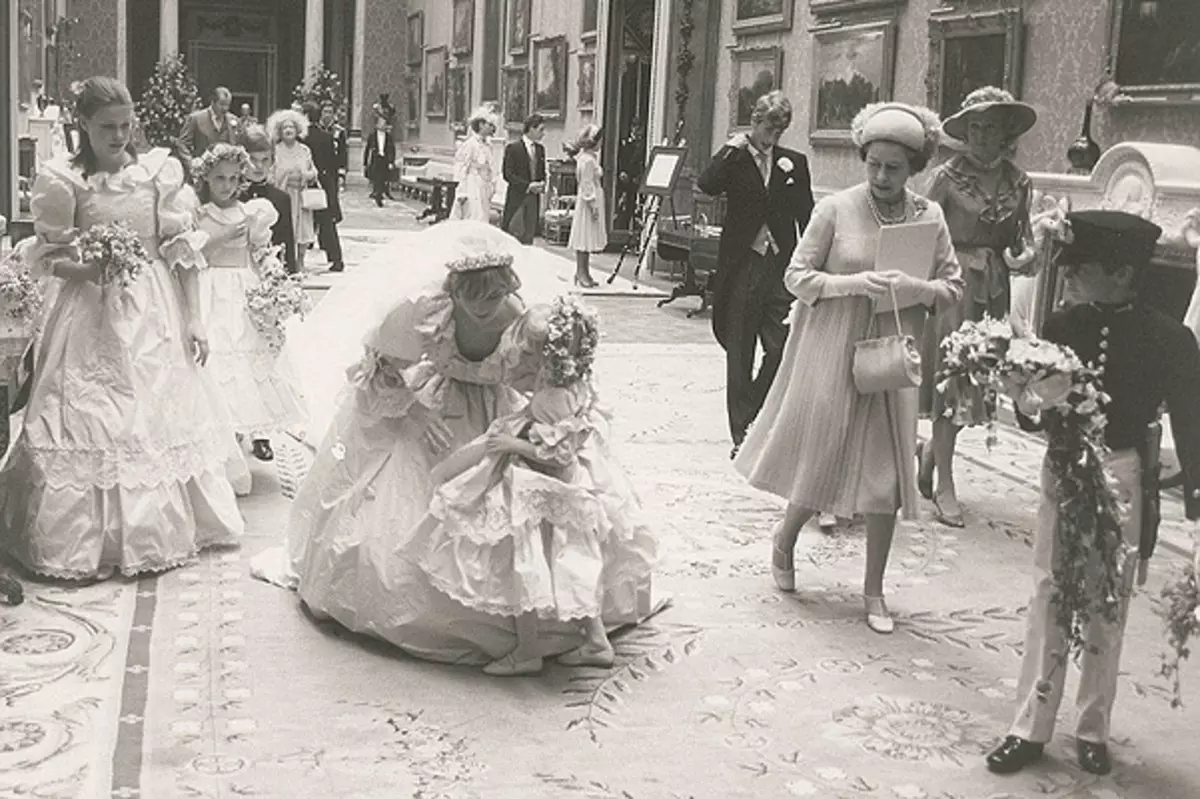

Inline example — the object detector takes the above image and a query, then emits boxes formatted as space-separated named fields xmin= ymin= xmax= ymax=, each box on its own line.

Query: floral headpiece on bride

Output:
xmin=445 ymin=251 xmax=515 ymax=272
xmin=190 ymin=143 xmax=252 ymax=191
xmin=543 ymin=294 xmax=600 ymax=387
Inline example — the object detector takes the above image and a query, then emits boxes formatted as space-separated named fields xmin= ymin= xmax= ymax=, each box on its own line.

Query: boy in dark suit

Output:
xmin=502 ymin=114 xmax=547 ymax=244
xmin=697 ymin=91 xmax=815 ymax=455
xmin=237 ymin=124 xmax=297 ymax=273
xmin=364 ymin=115 xmax=396 ymax=207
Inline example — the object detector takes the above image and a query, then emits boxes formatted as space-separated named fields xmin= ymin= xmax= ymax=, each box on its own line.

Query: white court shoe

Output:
xmin=864 ymin=595 xmax=894 ymax=634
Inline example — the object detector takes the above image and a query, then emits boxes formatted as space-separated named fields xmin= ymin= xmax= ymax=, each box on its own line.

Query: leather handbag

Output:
xmin=301 ymin=184 xmax=328 ymax=211
xmin=852 ymin=285 xmax=922 ymax=394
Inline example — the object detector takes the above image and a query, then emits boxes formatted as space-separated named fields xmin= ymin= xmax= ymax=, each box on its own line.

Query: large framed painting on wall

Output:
xmin=405 ymin=74 xmax=421 ymax=132
xmin=1108 ymin=0 xmax=1200 ymax=105
xmin=502 ymin=66 xmax=529 ymax=129
xmin=733 ymin=0 xmax=795 ymax=36
xmin=730 ymin=47 xmax=784 ymax=130
xmin=532 ymin=37 xmax=568 ymax=118
xmin=452 ymin=0 xmax=474 ymax=56
xmin=508 ymin=0 xmax=531 ymax=56
xmin=926 ymin=8 xmax=1024 ymax=119
xmin=406 ymin=12 xmax=424 ymax=66
xmin=425 ymin=47 xmax=448 ymax=119
xmin=809 ymin=20 xmax=897 ymax=144
xmin=577 ymin=53 xmax=597 ymax=112
xmin=449 ymin=66 xmax=471 ymax=129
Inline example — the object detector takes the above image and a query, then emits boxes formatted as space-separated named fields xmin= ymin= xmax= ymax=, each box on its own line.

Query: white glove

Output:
xmin=822 ymin=271 xmax=894 ymax=299
xmin=1003 ymin=243 xmax=1038 ymax=275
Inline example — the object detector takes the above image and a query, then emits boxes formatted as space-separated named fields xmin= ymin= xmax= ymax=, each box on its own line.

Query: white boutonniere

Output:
xmin=777 ymin=156 xmax=794 ymax=173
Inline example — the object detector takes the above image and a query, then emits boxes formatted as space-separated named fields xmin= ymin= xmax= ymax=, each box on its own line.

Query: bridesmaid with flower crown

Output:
xmin=0 ymin=76 xmax=244 ymax=581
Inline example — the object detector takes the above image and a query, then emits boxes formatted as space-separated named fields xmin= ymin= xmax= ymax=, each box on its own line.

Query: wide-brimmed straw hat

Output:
xmin=941 ymin=87 xmax=1037 ymax=142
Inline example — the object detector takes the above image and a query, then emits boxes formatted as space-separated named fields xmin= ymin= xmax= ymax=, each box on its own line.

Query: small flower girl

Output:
xmin=415 ymin=295 xmax=656 ymax=676
xmin=192 ymin=144 xmax=307 ymax=477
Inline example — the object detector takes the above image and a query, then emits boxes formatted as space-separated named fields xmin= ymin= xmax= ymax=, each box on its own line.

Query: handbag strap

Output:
xmin=864 ymin=283 xmax=904 ymax=337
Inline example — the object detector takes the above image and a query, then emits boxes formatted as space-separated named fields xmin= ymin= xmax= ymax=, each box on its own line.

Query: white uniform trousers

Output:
xmin=1009 ymin=447 xmax=1141 ymax=744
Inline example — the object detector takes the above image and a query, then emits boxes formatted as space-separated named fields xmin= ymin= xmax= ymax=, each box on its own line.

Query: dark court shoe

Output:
xmin=328 ymin=261 xmax=344 ymax=273
xmin=986 ymin=735 xmax=1044 ymax=774
xmin=251 ymin=439 xmax=275 ymax=462
xmin=1077 ymin=739 xmax=1111 ymax=776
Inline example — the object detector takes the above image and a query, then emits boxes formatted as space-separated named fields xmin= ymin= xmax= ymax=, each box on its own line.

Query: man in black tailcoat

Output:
xmin=502 ymin=114 xmax=547 ymax=244
xmin=696 ymin=90 xmax=814 ymax=456
xmin=364 ymin=115 xmax=396 ymax=208
xmin=302 ymin=102 xmax=344 ymax=272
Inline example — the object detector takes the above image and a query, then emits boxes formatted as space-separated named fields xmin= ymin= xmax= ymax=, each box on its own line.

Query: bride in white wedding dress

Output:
xmin=251 ymin=221 xmax=659 ymax=664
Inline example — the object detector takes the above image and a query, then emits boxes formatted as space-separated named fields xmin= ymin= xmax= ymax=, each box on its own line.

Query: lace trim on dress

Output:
xmin=12 ymin=533 xmax=237 ymax=581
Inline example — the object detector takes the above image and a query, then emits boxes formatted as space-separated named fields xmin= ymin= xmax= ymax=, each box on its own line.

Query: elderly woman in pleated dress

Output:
xmin=734 ymin=103 xmax=963 ymax=633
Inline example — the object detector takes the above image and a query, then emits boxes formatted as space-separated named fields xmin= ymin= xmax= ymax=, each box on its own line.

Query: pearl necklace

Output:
xmin=867 ymin=190 xmax=908 ymax=226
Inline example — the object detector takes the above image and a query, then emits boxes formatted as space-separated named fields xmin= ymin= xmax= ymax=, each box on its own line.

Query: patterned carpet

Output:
xmin=2 ymin=340 xmax=1200 ymax=799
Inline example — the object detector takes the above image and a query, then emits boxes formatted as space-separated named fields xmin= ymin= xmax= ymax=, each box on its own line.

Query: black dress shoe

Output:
xmin=1077 ymin=740 xmax=1111 ymax=775
xmin=328 ymin=261 xmax=344 ymax=272
xmin=986 ymin=736 xmax=1044 ymax=774
xmin=251 ymin=439 xmax=275 ymax=462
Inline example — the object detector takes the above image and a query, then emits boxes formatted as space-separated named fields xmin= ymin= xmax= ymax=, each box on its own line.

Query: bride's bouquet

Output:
xmin=1158 ymin=565 xmax=1200 ymax=708
xmin=77 ymin=221 xmax=151 ymax=289
xmin=245 ymin=248 xmax=308 ymax=356
xmin=938 ymin=318 xmax=1125 ymax=665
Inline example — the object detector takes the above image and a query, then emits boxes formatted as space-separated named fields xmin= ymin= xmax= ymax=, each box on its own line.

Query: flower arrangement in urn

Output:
xmin=938 ymin=318 xmax=1126 ymax=666
xmin=0 ymin=241 xmax=45 ymax=339
xmin=244 ymin=248 xmax=308 ymax=356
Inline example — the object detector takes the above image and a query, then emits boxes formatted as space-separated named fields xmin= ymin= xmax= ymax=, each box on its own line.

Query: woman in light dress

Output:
xmin=267 ymin=109 xmax=318 ymax=273
xmin=192 ymin=143 xmax=307 ymax=475
xmin=450 ymin=105 xmax=499 ymax=223
xmin=734 ymin=103 xmax=963 ymax=633
xmin=917 ymin=87 xmax=1037 ymax=527
xmin=566 ymin=124 xmax=608 ymax=288
xmin=251 ymin=221 xmax=659 ymax=664
xmin=0 ymin=76 xmax=244 ymax=580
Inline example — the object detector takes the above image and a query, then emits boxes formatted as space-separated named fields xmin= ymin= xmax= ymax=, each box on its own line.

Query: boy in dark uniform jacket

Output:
xmin=238 ymin=124 xmax=297 ymax=274
xmin=988 ymin=210 xmax=1200 ymax=777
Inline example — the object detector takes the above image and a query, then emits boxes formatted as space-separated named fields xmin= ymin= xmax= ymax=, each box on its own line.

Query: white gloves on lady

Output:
xmin=822 ymin=271 xmax=895 ymax=299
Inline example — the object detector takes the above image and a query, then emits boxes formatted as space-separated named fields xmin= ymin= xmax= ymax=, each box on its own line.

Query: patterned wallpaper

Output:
xmin=66 ymin=0 xmax=121 ymax=85
xmin=362 ymin=0 xmax=410 ymax=141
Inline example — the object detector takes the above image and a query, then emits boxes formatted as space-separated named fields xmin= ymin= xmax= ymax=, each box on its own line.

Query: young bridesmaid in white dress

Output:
xmin=193 ymin=143 xmax=308 ymax=472
xmin=415 ymin=295 xmax=656 ymax=675
xmin=0 ymin=77 xmax=244 ymax=580
xmin=566 ymin=125 xmax=608 ymax=288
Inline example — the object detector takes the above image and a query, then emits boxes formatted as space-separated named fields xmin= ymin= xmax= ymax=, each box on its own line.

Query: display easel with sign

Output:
xmin=607 ymin=142 xmax=689 ymax=288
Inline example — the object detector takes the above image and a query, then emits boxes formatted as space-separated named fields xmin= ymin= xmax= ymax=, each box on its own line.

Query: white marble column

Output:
xmin=646 ymin=0 xmax=671 ymax=147
xmin=304 ymin=0 xmax=325 ymax=75
xmin=159 ymin=0 xmax=179 ymax=58
xmin=351 ymin=0 xmax=366 ymax=131
xmin=116 ymin=0 xmax=128 ymax=82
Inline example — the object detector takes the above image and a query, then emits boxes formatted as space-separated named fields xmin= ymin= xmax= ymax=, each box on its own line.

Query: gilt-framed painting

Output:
xmin=406 ymin=11 xmax=424 ymax=66
xmin=582 ymin=0 xmax=599 ymax=40
xmin=577 ymin=52 xmax=596 ymax=112
xmin=452 ymin=0 xmax=475 ymax=56
xmin=405 ymin=73 xmax=420 ymax=132
xmin=532 ymin=36 xmax=568 ymax=118
xmin=507 ymin=0 xmax=531 ymax=56
xmin=449 ymin=65 xmax=471 ymax=129
xmin=1107 ymin=0 xmax=1200 ymax=105
xmin=729 ymin=47 xmax=784 ymax=130
xmin=502 ymin=65 xmax=529 ymax=129
xmin=926 ymin=8 xmax=1024 ymax=119
xmin=809 ymin=0 xmax=907 ymax=15
xmin=809 ymin=20 xmax=897 ymax=144
xmin=424 ymin=46 xmax=447 ymax=119
xmin=733 ymin=0 xmax=795 ymax=36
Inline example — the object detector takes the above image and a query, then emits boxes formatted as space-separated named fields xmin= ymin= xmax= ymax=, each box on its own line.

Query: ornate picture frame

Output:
xmin=926 ymin=8 xmax=1024 ymax=119
xmin=452 ymin=0 xmax=475 ymax=56
xmin=582 ymin=0 xmax=600 ymax=40
xmin=733 ymin=0 xmax=796 ymax=36
xmin=449 ymin=65 xmax=472 ymax=131
xmin=405 ymin=73 xmax=421 ymax=133
xmin=502 ymin=65 xmax=529 ymax=130
xmin=531 ymin=36 xmax=568 ymax=119
xmin=809 ymin=19 xmax=897 ymax=145
xmin=729 ymin=46 xmax=784 ymax=130
xmin=424 ymin=46 xmax=448 ymax=119
xmin=1106 ymin=0 xmax=1200 ymax=106
xmin=577 ymin=52 xmax=597 ymax=112
xmin=809 ymin=0 xmax=907 ymax=16
xmin=406 ymin=11 xmax=424 ymax=66
xmin=507 ymin=0 xmax=532 ymax=56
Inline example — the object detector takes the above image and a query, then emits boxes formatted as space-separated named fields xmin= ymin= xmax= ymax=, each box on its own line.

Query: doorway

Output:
xmin=602 ymin=0 xmax=654 ymax=246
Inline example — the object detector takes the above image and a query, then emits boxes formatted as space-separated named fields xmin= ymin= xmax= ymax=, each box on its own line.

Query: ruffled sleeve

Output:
xmin=527 ymin=385 xmax=594 ymax=467
xmin=245 ymin=197 xmax=282 ymax=269
xmin=369 ymin=290 xmax=447 ymax=364
xmin=346 ymin=349 xmax=419 ymax=421
xmin=152 ymin=150 xmax=210 ymax=271
xmin=27 ymin=160 xmax=81 ymax=279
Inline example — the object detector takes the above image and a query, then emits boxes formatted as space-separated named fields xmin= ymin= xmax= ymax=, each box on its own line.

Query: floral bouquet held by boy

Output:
xmin=412 ymin=294 xmax=658 ymax=677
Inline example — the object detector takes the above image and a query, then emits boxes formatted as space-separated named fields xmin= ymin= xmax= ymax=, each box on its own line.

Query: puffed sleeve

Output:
xmin=153 ymin=151 xmax=210 ymax=271
xmin=783 ymin=196 xmax=837 ymax=305
xmin=244 ymin=197 xmax=282 ymax=268
xmin=27 ymin=162 xmax=80 ymax=279
xmin=527 ymin=386 xmax=594 ymax=467
xmin=368 ymin=292 xmax=442 ymax=365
